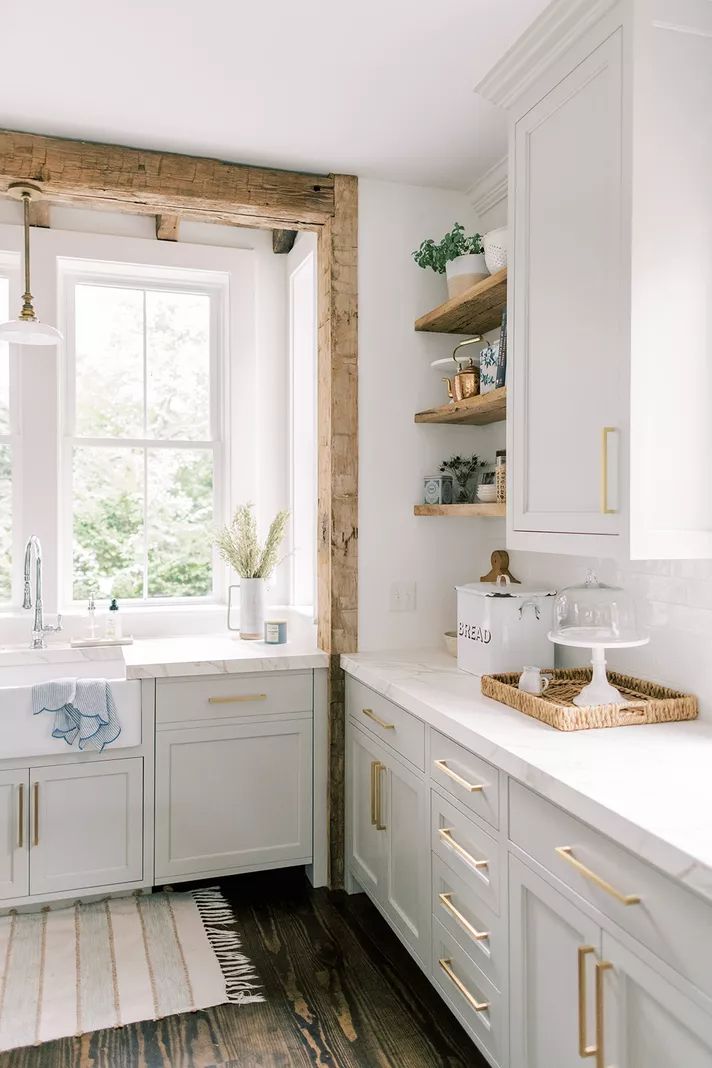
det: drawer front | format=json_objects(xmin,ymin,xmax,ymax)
[
  {"xmin": 346, "ymin": 677, "xmax": 425, "ymax": 770},
  {"xmin": 432, "ymin": 917, "xmax": 505, "ymax": 1067},
  {"xmin": 431, "ymin": 789, "xmax": 501, "ymax": 915},
  {"xmin": 156, "ymin": 671, "xmax": 313, "ymax": 725},
  {"xmin": 509, "ymin": 780, "xmax": 712, "ymax": 999},
  {"xmin": 432, "ymin": 853, "xmax": 505, "ymax": 994},
  {"xmin": 430, "ymin": 729, "xmax": 499, "ymax": 829}
]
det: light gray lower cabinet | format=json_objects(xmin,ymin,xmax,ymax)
[{"xmin": 155, "ymin": 709, "xmax": 313, "ymax": 883}]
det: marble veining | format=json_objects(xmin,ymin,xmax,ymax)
[
  {"xmin": 342, "ymin": 648, "xmax": 712, "ymax": 904},
  {"xmin": 124, "ymin": 633, "xmax": 329, "ymax": 678}
]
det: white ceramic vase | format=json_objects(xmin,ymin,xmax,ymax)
[
  {"xmin": 445, "ymin": 253, "xmax": 489, "ymax": 299},
  {"xmin": 239, "ymin": 577, "xmax": 265, "ymax": 640}
]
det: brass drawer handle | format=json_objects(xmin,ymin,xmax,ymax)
[
  {"xmin": 434, "ymin": 759, "xmax": 484, "ymax": 793},
  {"xmin": 375, "ymin": 761, "xmax": 386, "ymax": 831},
  {"xmin": 595, "ymin": 960, "xmax": 612, "ymax": 1068},
  {"xmin": 208, "ymin": 693, "xmax": 268, "ymax": 704},
  {"xmin": 361, "ymin": 707, "xmax": 395, "ymax": 730},
  {"xmin": 439, "ymin": 827, "xmax": 488, "ymax": 870},
  {"xmin": 17, "ymin": 783, "xmax": 24, "ymax": 850},
  {"xmin": 32, "ymin": 782, "xmax": 39, "ymax": 847},
  {"xmin": 438, "ymin": 958, "xmax": 489, "ymax": 1014},
  {"xmin": 439, "ymin": 892, "xmax": 489, "ymax": 943},
  {"xmin": 578, "ymin": 946, "xmax": 597, "ymax": 1058},
  {"xmin": 556, "ymin": 846, "xmax": 641, "ymax": 906}
]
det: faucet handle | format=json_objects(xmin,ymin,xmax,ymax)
[{"xmin": 43, "ymin": 614, "xmax": 62, "ymax": 634}]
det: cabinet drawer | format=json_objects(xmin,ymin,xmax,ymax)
[
  {"xmin": 509, "ymin": 780, "xmax": 712, "ymax": 999},
  {"xmin": 432, "ymin": 917, "xmax": 505, "ymax": 1067},
  {"xmin": 346, "ymin": 677, "xmax": 425, "ymax": 770},
  {"xmin": 430, "ymin": 730, "xmax": 499, "ymax": 829},
  {"xmin": 156, "ymin": 671, "xmax": 312, "ymax": 725},
  {"xmin": 431, "ymin": 789, "xmax": 501, "ymax": 915},
  {"xmin": 432, "ymin": 853, "xmax": 505, "ymax": 994}
]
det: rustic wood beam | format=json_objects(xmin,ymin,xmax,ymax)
[
  {"xmin": 0, "ymin": 129, "xmax": 335, "ymax": 228},
  {"xmin": 28, "ymin": 200, "xmax": 50, "ymax": 228},
  {"xmin": 316, "ymin": 174, "xmax": 358, "ymax": 888},
  {"xmin": 155, "ymin": 213, "xmax": 180, "ymax": 241},
  {"xmin": 272, "ymin": 229, "xmax": 297, "ymax": 254}
]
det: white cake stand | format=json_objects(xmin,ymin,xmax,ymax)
[{"xmin": 547, "ymin": 631, "xmax": 649, "ymax": 706}]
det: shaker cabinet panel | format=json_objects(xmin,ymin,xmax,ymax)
[
  {"xmin": 155, "ymin": 718, "xmax": 312, "ymax": 880},
  {"xmin": 509, "ymin": 30, "xmax": 626, "ymax": 547},
  {"xmin": 347, "ymin": 727, "xmax": 387, "ymax": 901},
  {"xmin": 382, "ymin": 753, "xmax": 429, "ymax": 963},
  {"xmin": 0, "ymin": 770, "xmax": 29, "ymax": 901}
]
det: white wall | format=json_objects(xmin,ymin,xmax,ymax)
[{"xmin": 357, "ymin": 178, "xmax": 505, "ymax": 650}]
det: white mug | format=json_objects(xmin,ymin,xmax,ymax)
[{"xmin": 518, "ymin": 666, "xmax": 552, "ymax": 695}]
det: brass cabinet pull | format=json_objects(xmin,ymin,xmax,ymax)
[
  {"xmin": 578, "ymin": 946, "xmax": 597, "ymax": 1058},
  {"xmin": 600, "ymin": 426, "xmax": 617, "ymax": 514},
  {"xmin": 369, "ymin": 760, "xmax": 377, "ymax": 825},
  {"xmin": 556, "ymin": 846, "xmax": 641, "ymax": 906},
  {"xmin": 32, "ymin": 782, "xmax": 39, "ymax": 847},
  {"xmin": 361, "ymin": 707, "xmax": 395, "ymax": 730},
  {"xmin": 439, "ymin": 827, "xmax": 488, "ymax": 870},
  {"xmin": 375, "ymin": 762, "xmax": 386, "ymax": 831},
  {"xmin": 17, "ymin": 783, "xmax": 24, "ymax": 850},
  {"xmin": 439, "ymin": 892, "xmax": 489, "ymax": 943},
  {"xmin": 208, "ymin": 693, "xmax": 267, "ymax": 704},
  {"xmin": 434, "ymin": 759, "xmax": 484, "ymax": 793},
  {"xmin": 438, "ymin": 958, "xmax": 490, "ymax": 1014},
  {"xmin": 595, "ymin": 960, "xmax": 612, "ymax": 1068}
]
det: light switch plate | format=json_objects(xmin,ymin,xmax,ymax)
[{"xmin": 389, "ymin": 581, "xmax": 416, "ymax": 612}]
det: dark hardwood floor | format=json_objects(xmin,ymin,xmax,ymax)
[{"xmin": 0, "ymin": 869, "xmax": 485, "ymax": 1068}]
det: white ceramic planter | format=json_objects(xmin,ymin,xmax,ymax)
[
  {"xmin": 445, "ymin": 254, "xmax": 489, "ymax": 299},
  {"xmin": 483, "ymin": 228, "xmax": 508, "ymax": 274},
  {"xmin": 239, "ymin": 577, "xmax": 266, "ymax": 640}
]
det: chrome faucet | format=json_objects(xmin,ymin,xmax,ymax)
[{"xmin": 23, "ymin": 535, "xmax": 62, "ymax": 649}]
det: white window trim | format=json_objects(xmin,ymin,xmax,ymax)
[
  {"xmin": 0, "ymin": 224, "xmax": 258, "ymax": 615},
  {"xmin": 0, "ymin": 250, "xmax": 23, "ymax": 608}
]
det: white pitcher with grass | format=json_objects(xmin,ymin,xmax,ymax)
[{"xmin": 215, "ymin": 504, "xmax": 289, "ymax": 639}]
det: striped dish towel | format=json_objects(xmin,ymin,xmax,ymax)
[{"xmin": 32, "ymin": 678, "xmax": 121, "ymax": 750}]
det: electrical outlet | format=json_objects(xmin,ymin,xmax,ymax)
[{"xmin": 389, "ymin": 581, "xmax": 416, "ymax": 612}]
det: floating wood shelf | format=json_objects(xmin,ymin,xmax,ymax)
[
  {"xmin": 415, "ymin": 386, "xmax": 506, "ymax": 426},
  {"xmin": 415, "ymin": 269, "xmax": 507, "ymax": 335},
  {"xmin": 414, "ymin": 503, "xmax": 506, "ymax": 518}
]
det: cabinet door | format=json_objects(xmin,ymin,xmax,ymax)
[
  {"xmin": 510, "ymin": 30, "xmax": 626, "ymax": 545},
  {"xmin": 509, "ymin": 856, "xmax": 601, "ymax": 1068},
  {"xmin": 30, "ymin": 758, "xmax": 143, "ymax": 895},
  {"xmin": 0, "ymin": 769, "xmax": 29, "ymax": 900},
  {"xmin": 347, "ymin": 726, "xmax": 386, "ymax": 900},
  {"xmin": 601, "ymin": 932, "xmax": 712, "ymax": 1068},
  {"xmin": 155, "ymin": 718, "xmax": 312, "ymax": 880},
  {"xmin": 381, "ymin": 755, "xmax": 428, "ymax": 963}
]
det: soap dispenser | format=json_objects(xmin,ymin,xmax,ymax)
[{"xmin": 105, "ymin": 598, "xmax": 122, "ymax": 640}]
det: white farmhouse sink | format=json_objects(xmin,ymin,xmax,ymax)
[{"xmin": 0, "ymin": 645, "xmax": 141, "ymax": 761}]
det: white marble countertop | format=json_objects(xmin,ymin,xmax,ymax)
[
  {"xmin": 341, "ymin": 648, "xmax": 712, "ymax": 904},
  {"xmin": 124, "ymin": 632, "xmax": 329, "ymax": 678}
]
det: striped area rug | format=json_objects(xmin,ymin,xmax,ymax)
[{"xmin": 0, "ymin": 886, "xmax": 263, "ymax": 1052}]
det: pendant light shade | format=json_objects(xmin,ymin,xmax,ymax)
[{"xmin": 0, "ymin": 183, "xmax": 62, "ymax": 347}]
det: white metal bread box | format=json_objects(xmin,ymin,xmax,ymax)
[{"xmin": 455, "ymin": 577, "xmax": 556, "ymax": 676}]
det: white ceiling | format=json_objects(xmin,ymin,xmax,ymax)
[{"xmin": 2, "ymin": 0, "xmax": 549, "ymax": 190}]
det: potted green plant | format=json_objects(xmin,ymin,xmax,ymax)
[{"xmin": 413, "ymin": 223, "xmax": 489, "ymax": 299}]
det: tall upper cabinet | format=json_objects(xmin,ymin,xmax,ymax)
[{"xmin": 477, "ymin": 0, "xmax": 712, "ymax": 558}]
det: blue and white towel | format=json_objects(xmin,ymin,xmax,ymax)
[{"xmin": 32, "ymin": 678, "xmax": 121, "ymax": 751}]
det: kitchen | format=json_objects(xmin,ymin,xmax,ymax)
[{"xmin": 0, "ymin": 0, "xmax": 710, "ymax": 1066}]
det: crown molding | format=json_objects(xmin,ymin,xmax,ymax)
[
  {"xmin": 468, "ymin": 156, "xmax": 508, "ymax": 218},
  {"xmin": 475, "ymin": 0, "xmax": 619, "ymax": 108}
]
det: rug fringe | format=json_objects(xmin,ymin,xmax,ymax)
[{"xmin": 190, "ymin": 887, "xmax": 265, "ymax": 1004}]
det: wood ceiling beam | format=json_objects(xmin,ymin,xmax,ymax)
[
  {"xmin": 155, "ymin": 213, "xmax": 180, "ymax": 241},
  {"xmin": 28, "ymin": 200, "xmax": 50, "ymax": 228},
  {"xmin": 272, "ymin": 229, "xmax": 297, "ymax": 254},
  {"xmin": 0, "ymin": 129, "xmax": 335, "ymax": 228}
]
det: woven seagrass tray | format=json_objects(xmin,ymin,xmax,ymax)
[{"xmin": 481, "ymin": 668, "xmax": 698, "ymax": 731}]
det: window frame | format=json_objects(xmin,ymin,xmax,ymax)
[
  {"xmin": 59, "ymin": 260, "xmax": 230, "ymax": 608},
  {"xmin": 0, "ymin": 250, "xmax": 24, "ymax": 608}
]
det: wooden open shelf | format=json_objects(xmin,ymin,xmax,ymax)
[
  {"xmin": 415, "ymin": 386, "xmax": 506, "ymax": 426},
  {"xmin": 415, "ymin": 268, "xmax": 507, "ymax": 335},
  {"xmin": 414, "ymin": 503, "xmax": 506, "ymax": 518}
]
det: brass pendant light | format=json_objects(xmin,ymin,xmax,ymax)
[{"xmin": 0, "ymin": 183, "xmax": 62, "ymax": 346}]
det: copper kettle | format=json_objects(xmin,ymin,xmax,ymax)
[{"xmin": 442, "ymin": 337, "xmax": 481, "ymax": 402}]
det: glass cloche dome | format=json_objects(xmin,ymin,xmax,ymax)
[{"xmin": 551, "ymin": 569, "xmax": 641, "ymax": 644}]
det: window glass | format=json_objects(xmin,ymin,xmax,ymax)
[
  {"xmin": 146, "ymin": 449, "xmax": 213, "ymax": 598},
  {"xmin": 146, "ymin": 291, "xmax": 211, "ymax": 440}
]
